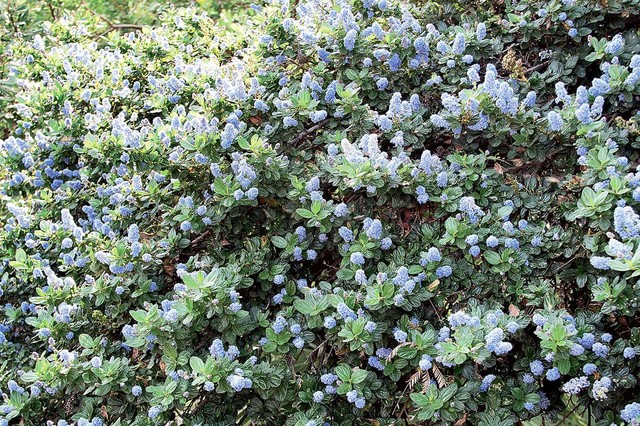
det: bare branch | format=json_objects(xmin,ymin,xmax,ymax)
[{"xmin": 290, "ymin": 118, "xmax": 330, "ymax": 145}]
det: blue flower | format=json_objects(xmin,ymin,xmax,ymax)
[
  {"xmin": 344, "ymin": 29, "xmax": 357, "ymax": 51},
  {"xmin": 393, "ymin": 328, "xmax": 407, "ymax": 343},
  {"xmin": 530, "ymin": 360, "xmax": 544, "ymax": 376},
  {"xmin": 590, "ymin": 256, "xmax": 611, "ymax": 270},
  {"xmin": 283, "ymin": 117, "xmax": 298, "ymax": 128},
  {"xmin": 480, "ymin": 374, "xmax": 496, "ymax": 391},
  {"xmin": 148, "ymin": 406, "xmax": 161, "ymax": 419},
  {"xmin": 312, "ymin": 390, "xmax": 324, "ymax": 402},
  {"xmin": 547, "ymin": 111, "xmax": 564, "ymax": 131},
  {"xmin": 624, "ymin": 347, "xmax": 637, "ymax": 359},
  {"xmin": 350, "ymin": 252, "xmax": 365, "ymax": 265},
  {"xmin": 324, "ymin": 317, "xmax": 336, "ymax": 329},
  {"xmin": 452, "ymin": 33, "xmax": 466, "ymax": 55},
  {"xmin": 272, "ymin": 316, "xmax": 288, "ymax": 334},
  {"xmin": 621, "ymin": 402, "xmax": 640, "ymax": 424},
  {"xmin": 425, "ymin": 247, "xmax": 441, "ymax": 263},
  {"xmin": 335, "ymin": 302, "xmax": 357, "ymax": 322},
  {"xmin": 476, "ymin": 23, "xmax": 487, "ymax": 41},
  {"xmin": 436, "ymin": 265, "xmax": 452, "ymax": 278},
  {"xmin": 419, "ymin": 355, "xmax": 432, "ymax": 371},
  {"xmin": 546, "ymin": 367, "xmax": 560, "ymax": 381},
  {"xmin": 592, "ymin": 342, "xmax": 609, "ymax": 358},
  {"xmin": 562, "ymin": 376, "xmax": 589, "ymax": 394}
]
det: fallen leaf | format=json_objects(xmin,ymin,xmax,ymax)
[
  {"xmin": 454, "ymin": 413, "xmax": 468, "ymax": 426},
  {"xmin": 428, "ymin": 279, "xmax": 440, "ymax": 291},
  {"xmin": 508, "ymin": 304, "xmax": 520, "ymax": 316}
]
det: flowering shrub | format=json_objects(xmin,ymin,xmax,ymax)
[{"xmin": 2, "ymin": 0, "xmax": 640, "ymax": 424}]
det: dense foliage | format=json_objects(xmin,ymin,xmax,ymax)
[{"xmin": 2, "ymin": 0, "xmax": 640, "ymax": 424}]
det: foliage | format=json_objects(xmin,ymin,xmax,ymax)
[{"xmin": 1, "ymin": 0, "xmax": 640, "ymax": 425}]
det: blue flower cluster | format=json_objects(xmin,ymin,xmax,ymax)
[{"xmin": 1, "ymin": 0, "xmax": 640, "ymax": 424}]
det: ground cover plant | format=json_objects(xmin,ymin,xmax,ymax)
[{"xmin": 1, "ymin": 0, "xmax": 640, "ymax": 424}]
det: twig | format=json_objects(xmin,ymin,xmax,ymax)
[
  {"xmin": 47, "ymin": 2, "xmax": 57, "ymax": 21},
  {"xmin": 79, "ymin": 0, "xmax": 143, "ymax": 38},
  {"xmin": 526, "ymin": 61, "xmax": 549, "ymax": 74},
  {"xmin": 6, "ymin": 0, "xmax": 19, "ymax": 33},
  {"xmin": 307, "ymin": 339, "xmax": 328, "ymax": 359},
  {"xmin": 290, "ymin": 119, "xmax": 330, "ymax": 145},
  {"xmin": 189, "ymin": 230, "xmax": 212, "ymax": 247},
  {"xmin": 108, "ymin": 23, "xmax": 143, "ymax": 30},
  {"xmin": 557, "ymin": 399, "xmax": 581, "ymax": 424}
]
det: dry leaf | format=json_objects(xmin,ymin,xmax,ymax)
[
  {"xmin": 508, "ymin": 304, "xmax": 520, "ymax": 316},
  {"xmin": 408, "ymin": 370, "xmax": 422, "ymax": 390},
  {"xmin": 431, "ymin": 364, "xmax": 448, "ymax": 388},
  {"xmin": 454, "ymin": 413, "xmax": 468, "ymax": 426},
  {"xmin": 100, "ymin": 405, "xmax": 109, "ymax": 420},
  {"xmin": 428, "ymin": 279, "xmax": 440, "ymax": 291},
  {"xmin": 163, "ymin": 258, "xmax": 175, "ymax": 276}
]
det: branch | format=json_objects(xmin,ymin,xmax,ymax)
[
  {"xmin": 6, "ymin": 0, "xmax": 19, "ymax": 33},
  {"xmin": 189, "ymin": 230, "xmax": 212, "ymax": 247},
  {"xmin": 290, "ymin": 119, "xmax": 330, "ymax": 145},
  {"xmin": 47, "ymin": 2, "xmax": 57, "ymax": 21},
  {"xmin": 108, "ymin": 23, "xmax": 144, "ymax": 30},
  {"xmin": 79, "ymin": 0, "xmax": 143, "ymax": 38},
  {"xmin": 557, "ymin": 399, "xmax": 581, "ymax": 425},
  {"xmin": 526, "ymin": 61, "xmax": 549, "ymax": 74}
]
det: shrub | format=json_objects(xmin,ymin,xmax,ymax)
[{"xmin": 1, "ymin": 0, "xmax": 640, "ymax": 424}]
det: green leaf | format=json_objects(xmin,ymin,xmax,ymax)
[
  {"xmin": 344, "ymin": 69, "xmax": 359, "ymax": 81},
  {"xmin": 556, "ymin": 357, "xmax": 571, "ymax": 375},
  {"xmin": 129, "ymin": 310, "xmax": 147, "ymax": 323},
  {"xmin": 397, "ymin": 346, "xmax": 418, "ymax": 359},
  {"xmin": 311, "ymin": 200, "xmax": 322, "ymax": 215},
  {"xmin": 189, "ymin": 357, "xmax": 206, "ymax": 374},
  {"xmin": 335, "ymin": 364, "xmax": 352, "ymax": 382},
  {"xmin": 609, "ymin": 260, "xmax": 631, "ymax": 272},
  {"xmin": 440, "ymin": 383, "xmax": 458, "ymax": 402},
  {"xmin": 410, "ymin": 393, "xmax": 430, "ymax": 407},
  {"xmin": 15, "ymin": 248, "xmax": 27, "ymax": 263},
  {"xmin": 236, "ymin": 136, "xmax": 250, "ymax": 150},
  {"xmin": 444, "ymin": 217, "xmax": 458, "ymax": 235},
  {"xmin": 550, "ymin": 323, "xmax": 566, "ymax": 341},
  {"xmin": 293, "ymin": 299, "xmax": 315, "ymax": 315},
  {"xmin": 296, "ymin": 208, "xmax": 314, "ymax": 219},
  {"xmin": 271, "ymin": 236, "xmax": 288, "ymax": 249},
  {"xmin": 213, "ymin": 177, "xmax": 229, "ymax": 196},
  {"xmin": 351, "ymin": 318, "xmax": 365, "ymax": 336},
  {"xmin": 351, "ymin": 368, "xmax": 368, "ymax": 384},
  {"xmin": 484, "ymin": 251, "xmax": 502, "ymax": 265},
  {"xmin": 79, "ymin": 334, "xmax": 95, "ymax": 349}
]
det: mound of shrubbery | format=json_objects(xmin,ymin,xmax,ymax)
[{"xmin": 1, "ymin": 0, "xmax": 640, "ymax": 424}]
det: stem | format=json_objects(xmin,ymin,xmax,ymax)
[
  {"xmin": 526, "ymin": 61, "xmax": 549, "ymax": 74},
  {"xmin": 290, "ymin": 118, "xmax": 330, "ymax": 145}
]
